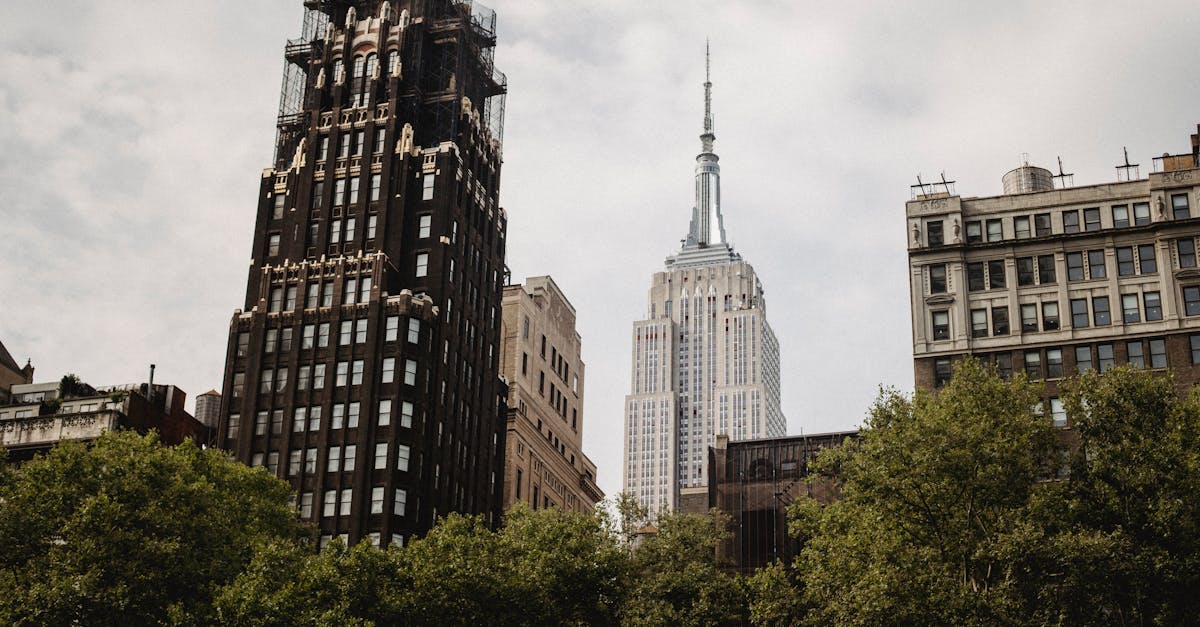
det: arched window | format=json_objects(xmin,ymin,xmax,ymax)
[
  {"xmin": 350, "ymin": 56, "xmax": 367, "ymax": 107},
  {"xmin": 387, "ymin": 50, "xmax": 400, "ymax": 76},
  {"xmin": 365, "ymin": 53, "xmax": 378, "ymax": 79}
]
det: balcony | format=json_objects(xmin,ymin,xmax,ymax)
[{"xmin": 1153, "ymin": 153, "xmax": 1198, "ymax": 173}]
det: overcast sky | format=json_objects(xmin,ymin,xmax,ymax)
[{"xmin": 2, "ymin": 1, "xmax": 1199, "ymax": 500}]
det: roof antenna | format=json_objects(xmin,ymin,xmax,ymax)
[
  {"xmin": 1053, "ymin": 156, "xmax": 1074, "ymax": 189},
  {"xmin": 1116, "ymin": 146, "xmax": 1140, "ymax": 182}
]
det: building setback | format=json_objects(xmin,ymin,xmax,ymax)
[
  {"xmin": 217, "ymin": 0, "xmax": 510, "ymax": 547},
  {"xmin": 623, "ymin": 51, "xmax": 785, "ymax": 515},
  {"xmin": 499, "ymin": 276, "xmax": 603, "ymax": 512},
  {"xmin": 908, "ymin": 124, "xmax": 1200, "ymax": 412}
]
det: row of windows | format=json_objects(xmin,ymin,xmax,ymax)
[
  {"xmin": 932, "ymin": 243, "xmax": 1164, "ymax": 295},
  {"xmin": 936, "ymin": 337, "xmax": 1176, "ymax": 387},
  {"xmin": 287, "ymin": 486, "xmax": 407, "ymax": 521},
  {"xmin": 227, "ymin": 400, "xmax": 416, "ymax": 443},
  {"xmin": 936, "ymin": 288, "xmax": 1169, "ymax": 340},
  {"xmin": 238, "ymin": 317, "xmax": 419, "ymax": 361},
  {"xmin": 230, "ymin": 355, "xmax": 417, "ymax": 398},
  {"xmin": 930, "ymin": 195, "xmax": 1192, "ymax": 246}
]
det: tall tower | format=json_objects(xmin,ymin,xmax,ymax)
[
  {"xmin": 217, "ymin": 0, "xmax": 509, "ymax": 548},
  {"xmin": 623, "ymin": 49, "xmax": 785, "ymax": 515}
]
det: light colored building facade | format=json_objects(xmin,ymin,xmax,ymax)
[
  {"xmin": 908, "ymin": 125, "xmax": 1200, "ymax": 412},
  {"xmin": 623, "ymin": 55, "xmax": 785, "ymax": 515},
  {"xmin": 500, "ymin": 276, "xmax": 602, "ymax": 512}
]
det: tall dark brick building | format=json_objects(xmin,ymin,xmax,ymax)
[{"xmin": 218, "ymin": 0, "xmax": 509, "ymax": 547}]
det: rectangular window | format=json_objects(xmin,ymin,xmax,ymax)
[
  {"xmin": 269, "ymin": 288, "xmax": 282, "ymax": 312},
  {"xmin": 318, "ymin": 136, "xmax": 329, "ymax": 161},
  {"xmin": 521, "ymin": 352, "xmax": 529, "ymax": 375},
  {"xmin": 931, "ymin": 310, "xmax": 950, "ymax": 340},
  {"xmin": 374, "ymin": 129, "xmax": 385, "ymax": 153},
  {"xmin": 340, "ymin": 489, "xmax": 352, "ymax": 516},
  {"xmin": 1050, "ymin": 398, "xmax": 1067, "ymax": 427},
  {"xmin": 339, "ymin": 320, "xmax": 352, "ymax": 346},
  {"xmin": 1075, "ymin": 346, "xmax": 1092, "ymax": 373},
  {"xmin": 988, "ymin": 260, "xmax": 1005, "ymax": 289},
  {"xmin": 1046, "ymin": 348, "xmax": 1063, "ymax": 378},
  {"xmin": 1021, "ymin": 304, "xmax": 1038, "ymax": 332},
  {"xmin": 322, "ymin": 283, "xmax": 334, "ymax": 307},
  {"xmin": 1185, "ymin": 286, "xmax": 1200, "ymax": 316},
  {"xmin": 407, "ymin": 319, "xmax": 420, "ymax": 343},
  {"xmin": 1066, "ymin": 252, "xmax": 1084, "ymax": 281},
  {"xmin": 1116, "ymin": 247, "xmax": 1135, "ymax": 276},
  {"xmin": 1138, "ymin": 244, "xmax": 1157, "ymax": 274},
  {"xmin": 378, "ymin": 399, "xmax": 392, "ymax": 426},
  {"xmin": 1014, "ymin": 216, "xmax": 1031, "ymax": 239},
  {"xmin": 344, "ymin": 278, "xmax": 357, "ymax": 305},
  {"xmin": 276, "ymin": 368, "xmax": 288, "ymax": 392},
  {"xmin": 1172, "ymin": 193, "xmax": 1190, "ymax": 220},
  {"xmin": 1062, "ymin": 210, "xmax": 1080, "ymax": 233},
  {"xmin": 237, "ymin": 332, "xmax": 249, "ymax": 358},
  {"xmin": 285, "ymin": 286, "xmax": 297, "ymax": 310},
  {"xmin": 1122, "ymin": 294, "xmax": 1140, "ymax": 323},
  {"xmin": 1038, "ymin": 255, "xmax": 1056, "ymax": 284},
  {"xmin": 331, "ymin": 405, "xmax": 345, "ymax": 430},
  {"xmin": 1070, "ymin": 298, "xmax": 1089, "ymax": 328},
  {"xmin": 323, "ymin": 490, "xmax": 337, "ymax": 517},
  {"xmin": 967, "ymin": 263, "xmax": 985, "ymax": 292},
  {"xmin": 1024, "ymin": 351, "xmax": 1042, "ymax": 379},
  {"xmin": 1144, "ymin": 291, "xmax": 1162, "ymax": 321},
  {"xmin": 300, "ymin": 492, "xmax": 313, "ymax": 519},
  {"xmin": 1088, "ymin": 250, "xmax": 1106, "ymax": 279},
  {"xmin": 264, "ymin": 329, "xmax": 277, "ymax": 354},
  {"xmin": 267, "ymin": 234, "xmax": 280, "ymax": 257},
  {"xmin": 368, "ymin": 215, "xmax": 377, "ymax": 240},
  {"xmin": 396, "ymin": 444, "xmax": 410, "ymax": 472},
  {"xmin": 1127, "ymin": 341, "xmax": 1145, "ymax": 368},
  {"xmin": 226, "ymin": 413, "xmax": 240, "ymax": 439},
  {"xmin": 336, "ymin": 361, "xmax": 348, "ymax": 387},
  {"xmin": 1034, "ymin": 213, "xmax": 1052, "ymax": 237},
  {"xmin": 416, "ymin": 253, "xmax": 429, "ymax": 278},
  {"xmin": 1149, "ymin": 338, "xmax": 1167, "ymax": 369},
  {"xmin": 289, "ymin": 450, "xmax": 301, "ymax": 476},
  {"xmin": 302, "ymin": 324, "xmax": 315, "ymax": 349},
  {"xmin": 385, "ymin": 316, "xmax": 399, "ymax": 341},
  {"xmin": 400, "ymin": 401, "xmax": 414, "ymax": 428},
  {"xmin": 370, "ymin": 174, "xmax": 381, "ymax": 201},
  {"xmin": 1191, "ymin": 335, "xmax": 1200, "ymax": 364},
  {"xmin": 333, "ymin": 178, "xmax": 346, "ymax": 206},
  {"xmin": 313, "ymin": 364, "xmax": 325, "ymax": 389},
  {"xmin": 971, "ymin": 308, "xmax": 988, "ymax": 338},
  {"xmin": 418, "ymin": 214, "xmax": 431, "ymax": 238},
  {"xmin": 1017, "ymin": 257, "xmax": 1035, "ymax": 286},
  {"xmin": 1042, "ymin": 301, "xmax": 1060, "ymax": 331},
  {"xmin": 422, "ymin": 174, "xmax": 435, "ymax": 201},
  {"xmin": 986, "ymin": 219, "xmax": 1003, "ymax": 242},
  {"xmin": 260, "ymin": 370, "xmax": 274, "ymax": 395},
  {"xmin": 1098, "ymin": 344, "xmax": 1115, "ymax": 372},
  {"xmin": 934, "ymin": 358, "xmax": 952, "ymax": 387},
  {"xmin": 311, "ymin": 181, "xmax": 325, "ymax": 210},
  {"xmin": 349, "ymin": 177, "xmax": 360, "ymax": 204},
  {"xmin": 371, "ymin": 487, "xmax": 385, "ymax": 514},
  {"xmin": 394, "ymin": 489, "xmax": 407, "ymax": 516},
  {"xmin": 317, "ymin": 322, "xmax": 330, "ymax": 348},
  {"xmin": 351, "ymin": 360, "xmax": 364, "ymax": 385},
  {"xmin": 966, "ymin": 221, "xmax": 982, "ymax": 243},
  {"xmin": 343, "ymin": 443, "xmax": 357, "ymax": 470},
  {"xmin": 374, "ymin": 443, "xmax": 388, "ymax": 470},
  {"xmin": 991, "ymin": 306, "xmax": 1009, "ymax": 335},
  {"xmin": 927, "ymin": 221, "xmax": 943, "ymax": 246},
  {"xmin": 1092, "ymin": 296, "xmax": 1111, "ymax": 326},
  {"xmin": 355, "ymin": 319, "xmax": 367, "ymax": 344},
  {"xmin": 293, "ymin": 407, "xmax": 307, "ymax": 433},
  {"xmin": 1112, "ymin": 204, "xmax": 1129, "ymax": 228},
  {"xmin": 345, "ymin": 217, "xmax": 356, "ymax": 243},
  {"xmin": 1084, "ymin": 208, "xmax": 1101, "ymax": 231},
  {"xmin": 403, "ymin": 359, "xmax": 418, "ymax": 385},
  {"xmin": 254, "ymin": 410, "xmax": 268, "ymax": 435},
  {"xmin": 1179, "ymin": 238, "xmax": 1197, "ymax": 268},
  {"xmin": 382, "ymin": 357, "xmax": 395, "ymax": 383},
  {"xmin": 1133, "ymin": 202, "xmax": 1151, "ymax": 226}
]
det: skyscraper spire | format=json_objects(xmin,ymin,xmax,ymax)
[
  {"xmin": 702, "ymin": 39, "xmax": 714, "ymax": 151},
  {"xmin": 686, "ymin": 40, "xmax": 726, "ymax": 249}
]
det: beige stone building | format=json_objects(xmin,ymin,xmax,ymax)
[
  {"xmin": 500, "ymin": 276, "xmax": 602, "ymax": 512},
  {"xmin": 908, "ymin": 124, "xmax": 1200, "ymax": 409}
]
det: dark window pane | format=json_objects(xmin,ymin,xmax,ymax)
[
  {"xmin": 1017, "ymin": 257, "xmax": 1035, "ymax": 286},
  {"xmin": 930, "ymin": 264, "xmax": 946, "ymax": 293},
  {"xmin": 992, "ymin": 307, "xmax": 1009, "ymax": 335},
  {"xmin": 1149, "ymin": 339, "xmax": 1167, "ymax": 369},
  {"xmin": 1138, "ymin": 244, "xmax": 1157, "ymax": 274},
  {"xmin": 1066, "ymin": 252, "xmax": 1084, "ymax": 281},
  {"xmin": 1179, "ymin": 239, "xmax": 1197, "ymax": 268},
  {"xmin": 1038, "ymin": 255, "xmax": 1056, "ymax": 284},
  {"xmin": 1117, "ymin": 247, "xmax": 1135, "ymax": 276},
  {"xmin": 1084, "ymin": 208, "xmax": 1101, "ymax": 231},
  {"xmin": 1145, "ymin": 291, "xmax": 1162, "ymax": 321},
  {"xmin": 1093, "ymin": 296, "xmax": 1111, "ymax": 326},
  {"xmin": 928, "ymin": 221, "xmax": 944, "ymax": 246},
  {"xmin": 1062, "ymin": 210, "xmax": 1080, "ymax": 233},
  {"xmin": 988, "ymin": 260, "xmax": 1006, "ymax": 289},
  {"xmin": 1112, "ymin": 204, "xmax": 1129, "ymax": 228},
  {"xmin": 1185, "ymin": 286, "xmax": 1200, "ymax": 316},
  {"xmin": 1071, "ymin": 298, "xmax": 1089, "ymax": 328},
  {"xmin": 1098, "ymin": 344, "xmax": 1115, "ymax": 371},
  {"xmin": 966, "ymin": 221, "xmax": 982, "ymax": 243},
  {"xmin": 1075, "ymin": 346, "xmax": 1092, "ymax": 373},
  {"xmin": 967, "ymin": 263, "xmax": 985, "ymax": 291},
  {"xmin": 1088, "ymin": 250, "xmax": 1106, "ymax": 279},
  {"xmin": 1021, "ymin": 304, "xmax": 1038, "ymax": 332},
  {"xmin": 1034, "ymin": 213, "xmax": 1052, "ymax": 237},
  {"xmin": 1172, "ymin": 194, "xmax": 1190, "ymax": 220},
  {"xmin": 986, "ymin": 220, "xmax": 1003, "ymax": 242},
  {"xmin": 1127, "ymin": 341, "xmax": 1145, "ymax": 368},
  {"xmin": 1042, "ymin": 301, "xmax": 1060, "ymax": 331},
  {"xmin": 1133, "ymin": 202, "xmax": 1151, "ymax": 226},
  {"xmin": 1015, "ymin": 217, "xmax": 1031, "ymax": 239}
]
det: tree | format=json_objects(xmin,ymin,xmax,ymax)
[
  {"xmin": 793, "ymin": 358, "xmax": 1058, "ymax": 626},
  {"xmin": 0, "ymin": 430, "xmax": 309, "ymax": 626}
]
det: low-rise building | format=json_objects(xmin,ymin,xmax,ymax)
[{"xmin": 0, "ymin": 340, "xmax": 34, "ymax": 404}]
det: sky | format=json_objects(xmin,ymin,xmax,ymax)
[{"xmin": 2, "ymin": 1, "xmax": 1199, "ymax": 501}]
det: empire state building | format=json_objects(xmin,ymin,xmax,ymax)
[{"xmin": 623, "ymin": 49, "xmax": 785, "ymax": 515}]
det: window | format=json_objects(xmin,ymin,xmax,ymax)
[
  {"xmin": 1021, "ymin": 304, "xmax": 1038, "ymax": 332},
  {"xmin": 340, "ymin": 489, "xmax": 352, "ymax": 516},
  {"xmin": 1017, "ymin": 257, "xmax": 1035, "ymax": 286},
  {"xmin": 1116, "ymin": 247, "xmax": 1135, "ymax": 276},
  {"xmin": 353, "ymin": 130, "xmax": 364, "ymax": 157},
  {"xmin": 1192, "ymin": 335, "xmax": 1200, "ymax": 364},
  {"xmin": 236, "ymin": 332, "xmax": 249, "ymax": 358},
  {"xmin": 371, "ymin": 487, "xmax": 385, "ymax": 514},
  {"xmin": 323, "ymin": 490, "xmax": 337, "ymax": 517},
  {"xmin": 1122, "ymin": 294, "xmax": 1140, "ymax": 323},
  {"xmin": 334, "ymin": 178, "xmax": 346, "ymax": 205},
  {"xmin": 276, "ymin": 368, "xmax": 288, "ymax": 393},
  {"xmin": 1014, "ymin": 216, "xmax": 1031, "ymax": 239},
  {"xmin": 367, "ymin": 215, "xmax": 377, "ymax": 240},
  {"xmin": 1127, "ymin": 341, "xmax": 1145, "ymax": 368},
  {"xmin": 385, "ymin": 316, "xmax": 399, "ymax": 341},
  {"xmin": 1144, "ymin": 291, "xmax": 1162, "ymax": 321},
  {"xmin": 521, "ymin": 352, "xmax": 528, "ymax": 375},
  {"xmin": 345, "ymin": 217, "xmax": 356, "ymax": 243},
  {"xmin": 339, "ymin": 320, "xmax": 352, "ymax": 346},
  {"xmin": 374, "ymin": 129, "xmax": 386, "ymax": 154},
  {"xmin": 1098, "ymin": 344, "xmax": 1115, "ymax": 372},
  {"xmin": 934, "ymin": 358, "xmax": 952, "ymax": 387},
  {"xmin": 1112, "ymin": 204, "xmax": 1129, "ymax": 228},
  {"xmin": 988, "ymin": 260, "xmax": 1005, "ymax": 289},
  {"xmin": 260, "ymin": 370, "xmax": 274, "ymax": 394},
  {"xmin": 313, "ymin": 364, "xmax": 325, "ymax": 389},
  {"xmin": 415, "ymin": 253, "xmax": 428, "ymax": 278},
  {"xmin": 1088, "ymin": 250, "xmax": 1106, "ymax": 279},
  {"xmin": 351, "ymin": 360, "xmax": 364, "ymax": 385},
  {"xmin": 272, "ymin": 195, "xmax": 285, "ymax": 220},
  {"xmin": 1075, "ymin": 346, "xmax": 1092, "ymax": 373},
  {"xmin": 1046, "ymin": 348, "xmax": 1063, "ymax": 378},
  {"xmin": 1149, "ymin": 339, "xmax": 1167, "ymax": 369},
  {"xmin": 403, "ymin": 359, "xmax": 417, "ymax": 385},
  {"xmin": 992, "ymin": 306, "xmax": 1009, "ymax": 335},
  {"xmin": 1179, "ymin": 239, "xmax": 1197, "ymax": 268},
  {"xmin": 967, "ymin": 263, "xmax": 985, "ymax": 291},
  {"xmin": 1066, "ymin": 252, "xmax": 1084, "ymax": 281},
  {"xmin": 267, "ymin": 234, "xmax": 280, "ymax": 257},
  {"xmin": 418, "ymin": 214, "xmax": 431, "ymax": 238},
  {"xmin": 396, "ymin": 444, "xmax": 410, "ymax": 472},
  {"xmin": 1062, "ymin": 210, "xmax": 1080, "ymax": 233},
  {"xmin": 1092, "ymin": 296, "xmax": 1111, "ymax": 326},
  {"xmin": 331, "ymin": 404, "xmax": 345, "ymax": 430},
  {"xmin": 394, "ymin": 489, "xmax": 407, "ymax": 516},
  {"xmin": 422, "ymin": 174, "xmax": 435, "ymax": 200},
  {"xmin": 1042, "ymin": 301, "xmax": 1059, "ymax": 330},
  {"xmin": 1071, "ymin": 299, "xmax": 1089, "ymax": 328},
  {"xmin": 407, "ymin": 319, "xmax": 420, "ymax": 343},
  {"xmin": 322, "ymin": 283, "xmax": 334, "ymax": 307},
  {"xmin": 1138, "ymin": 244, "xmax": 1157, "ymax": 274},
  {"xmin": 355, "ymin": 319, "xmax": 367, "ymax": 344},
  {"xmin": 1185, "ymin": 286, "xmax": 1200, "ymax": 316},
  {"xmin": 378, "ymin": 399, "xmax": 392, "ymax": 426},
  {"xmin": 336, "ymin": 361, "xmax": 348, "ymax": 387},
  {"xmin": 1038, "ymin": 255, "xmax": 1056, "ymax": 284},
  {"xmin": 930, "ymin": 310, "xmax": 950, "ymax": 338},
  {"xmin": 226, "ymin": 413, "xmax": 240, "ymax": 439},
  {"xmin": 349, "ymin": 178, "xmax": 360, "ymax": 205},
  {"xmin": 1024, "ymin": 351, "xmax": 1042, "ymax": 379},
  {"xmin": 986, "ymin": 219, "xmax": 1003, "ymax": 242},
  {"xmin": 254, "ymin": 411, "xmax": 268, "ymax": 435},
  {"xmin": 1034, "ymin": 213, "xmax": 1052, "ymax": 237},
  {"xmin": 343, "ymin": 278, "xmax": 357, "ymax": 305},
  {"xmin": 927, "ymin": 221, "xmax": 943, "ymax": 246},
  {"xmin": 367, "ymin": 174, "xmax": 382, "ymax": 203},
  {"xmin": 269, "ymin": 288, "xmax": 282, "ymax": 313},
  {"xmin": 343, "ymin": 443, "xmax": 357, "ymax": 470},
  {"xmin": 1084, "ymin": 208, "xmax": 1101, "ymax": 231},
  {"xmin": 971, "ymin": 309, "xmax": 988, "ymax": 338},
  {"xmin": 374, "ymin": 443, "xmax": 388, "ymax": 470},
  {"xmin": 1172, "ymin": 193, "xmax": 1190, "ymax": 220},
  {"xmin": 400, "ymin": 401, "xmax": 414, "ymax": 428},
  {"xmin": 1133, "ymin": 202, "xmax": 1151, "ymax": 225},
  {"xmin": 929, "ymin": 264, "xmax": 947, "ymax": 293},
  {"xmin": 382, "ymin": 357, "xmax": 395, "ymax": 383},
  {"xmin": 966, "ymin": 221, "xmax": 982, "ymax": 243},
  {"xmin": 318, "ymin": 322, "xmax": 330, "ymax": 347},
  {"xmin": 293, "ymin": 407, "xmax": 307, "ymax": 433},
  {"xmin": 387, "ymin": 50, "xmax": 399, "ymax": 75},
  {"xmin": 318, "ymin": 136, "xmax": 329, "ymax": 161},
  {"xmin": 1050, "ymin": 398, "xmax": 1067, "ymax": 427},
  {"xmin": 289, "ymin": 450, "xmax": 302, "ymax": 476},
  {"xmin": 300, "ymin": 492, "xmax": 313, "ymax": 519}
]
